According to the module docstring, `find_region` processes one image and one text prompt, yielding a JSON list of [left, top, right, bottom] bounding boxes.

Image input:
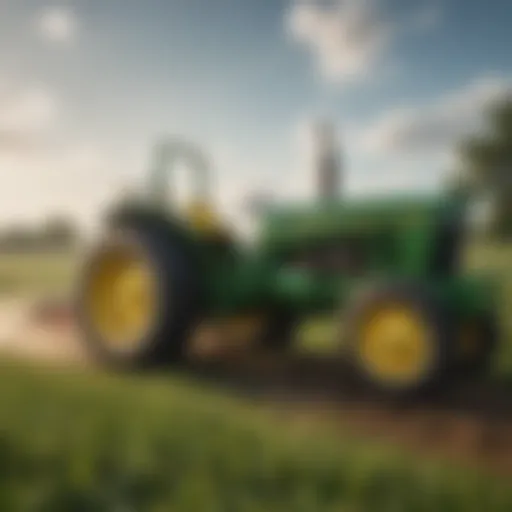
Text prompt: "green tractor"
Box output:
[[75, 137, 499, 397]]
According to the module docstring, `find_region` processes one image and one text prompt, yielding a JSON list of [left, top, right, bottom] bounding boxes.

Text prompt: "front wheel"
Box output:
[[343, 283, 454, 399]]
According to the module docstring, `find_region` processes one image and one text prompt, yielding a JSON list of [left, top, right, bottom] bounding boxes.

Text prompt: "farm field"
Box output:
[[0, 250, 78, 297], [0, 241, 511, 510], [1, 358, 511, 511]]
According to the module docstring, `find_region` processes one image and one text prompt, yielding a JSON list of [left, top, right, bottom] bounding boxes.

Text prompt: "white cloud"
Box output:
[[285, 0, 439, 86], [359, 76, 512, 157], [0, 82, 115, 229], [0, 88, 57, 133], [0, 143, 118, 230], [349, 161, 442, 196], [0, 86, 59, 153], [37, 6, 77, 43], [286, 0, 392, 85]]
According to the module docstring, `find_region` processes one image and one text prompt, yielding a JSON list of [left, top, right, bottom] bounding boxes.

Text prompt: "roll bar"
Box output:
[[148, 137, 211, 208]]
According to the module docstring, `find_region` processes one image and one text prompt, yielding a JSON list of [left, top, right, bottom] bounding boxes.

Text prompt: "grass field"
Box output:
[[464, 242, 512, 375], [1, 359, 511, 511], [0, 250, 77, 296], [465, 242, 512, 334], [0, 243, 511, 510]]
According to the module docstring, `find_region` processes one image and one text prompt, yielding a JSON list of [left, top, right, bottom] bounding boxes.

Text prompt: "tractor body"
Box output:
[[177, 193, 496, 323], [76, 137, 499, 397]]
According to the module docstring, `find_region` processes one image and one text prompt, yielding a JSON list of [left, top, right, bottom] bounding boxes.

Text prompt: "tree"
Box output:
[[457, 95, 512, 237], [0, 226, 35, 251]]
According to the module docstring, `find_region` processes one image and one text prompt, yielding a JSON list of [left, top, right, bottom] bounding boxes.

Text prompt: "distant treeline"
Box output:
[[0, 216, 81, 252]]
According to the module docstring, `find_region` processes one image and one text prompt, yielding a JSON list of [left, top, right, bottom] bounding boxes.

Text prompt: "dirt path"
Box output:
[[0, 297, 85, 365], [188, 354, 512, 475], [1, 297, 511, 477]]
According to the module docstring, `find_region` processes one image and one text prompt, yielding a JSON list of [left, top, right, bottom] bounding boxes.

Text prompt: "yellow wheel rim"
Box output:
[[358, 304, 433, 386], [86, 247, 157, 351]]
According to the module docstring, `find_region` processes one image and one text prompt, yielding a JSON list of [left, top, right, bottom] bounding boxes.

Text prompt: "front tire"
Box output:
[[75, 222, 200, 370], [343, 283, 454, 398]]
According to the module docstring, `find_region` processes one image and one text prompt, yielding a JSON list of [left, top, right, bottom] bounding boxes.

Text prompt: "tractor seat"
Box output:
[[185, 201, 233, 242]]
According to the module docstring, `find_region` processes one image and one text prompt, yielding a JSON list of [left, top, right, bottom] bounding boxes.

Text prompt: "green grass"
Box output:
[[464, 242, 512, 376], [0, 251, 77, 296], [465, 242, 512, 328], [0, 359, 510, 512], [0, 244, 511, 510]]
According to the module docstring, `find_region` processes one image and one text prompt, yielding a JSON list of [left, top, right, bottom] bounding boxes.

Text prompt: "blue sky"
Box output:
[[0, 0, 511, 229]]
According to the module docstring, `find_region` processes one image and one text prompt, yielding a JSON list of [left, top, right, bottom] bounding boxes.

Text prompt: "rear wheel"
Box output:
[[344, 284, 453, 398], [75, 223, 200, 370]]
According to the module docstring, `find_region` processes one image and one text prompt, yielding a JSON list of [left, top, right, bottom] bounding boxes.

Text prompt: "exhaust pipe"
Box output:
[[314, 121, 342, 201]]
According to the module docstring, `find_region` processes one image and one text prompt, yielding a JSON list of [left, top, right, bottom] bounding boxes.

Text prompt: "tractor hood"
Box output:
[[258, 192, 464, 248]]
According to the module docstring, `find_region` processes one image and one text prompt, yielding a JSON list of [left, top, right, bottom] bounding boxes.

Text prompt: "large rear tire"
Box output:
[[75, 222, 200, 370], [343, 283, 454, 399]]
